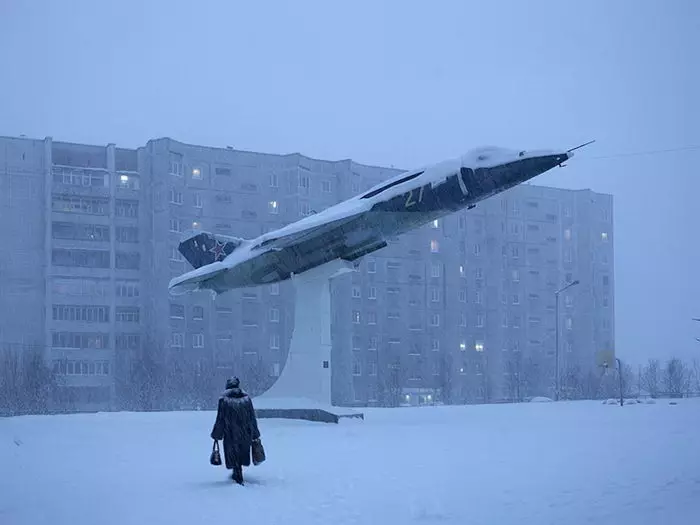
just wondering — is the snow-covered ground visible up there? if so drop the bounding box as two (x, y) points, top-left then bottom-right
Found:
(2, 399), (699, 525)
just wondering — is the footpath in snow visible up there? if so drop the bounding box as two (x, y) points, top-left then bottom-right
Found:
(1, 399), (699, 525)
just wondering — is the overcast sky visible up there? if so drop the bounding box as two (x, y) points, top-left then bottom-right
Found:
(1, 0), (698, 365)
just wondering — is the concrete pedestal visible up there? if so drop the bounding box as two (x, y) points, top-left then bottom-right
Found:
(255, 260), (364, 423)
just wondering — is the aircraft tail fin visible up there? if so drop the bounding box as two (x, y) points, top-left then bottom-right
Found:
(178, 230), (245, 269)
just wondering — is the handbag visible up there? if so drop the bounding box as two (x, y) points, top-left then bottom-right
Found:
(251, 438), (266, 466)
(210, 440), (222, 466)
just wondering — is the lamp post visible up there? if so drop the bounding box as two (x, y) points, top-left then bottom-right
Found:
(555, 279), (580, 400)
(603, 358), (624, 407)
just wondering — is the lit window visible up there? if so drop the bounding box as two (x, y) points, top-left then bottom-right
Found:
(352, 311), (361, 324)
(475, 341), (484, 352)
(192, 168), (202, 179)
(120, 174), (129, 184)
(430, 240), (439, 253)
(565, 228), (572, 240)
(601, 232), (609, 242)
(460, 367), (465, 374)
(431, 219), (439, 229)
(459, 265), (465, 277)
(269, 200), (279, 214)
(459, 341), (466, 351)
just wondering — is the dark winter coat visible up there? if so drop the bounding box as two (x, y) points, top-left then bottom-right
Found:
(210, 387), (261, 469)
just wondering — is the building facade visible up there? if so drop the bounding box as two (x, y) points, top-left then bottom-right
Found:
(0, 135), (614, 411)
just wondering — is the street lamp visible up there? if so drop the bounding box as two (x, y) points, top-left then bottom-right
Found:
(603, 357), (624, 407)
(555, 279), (580, 401)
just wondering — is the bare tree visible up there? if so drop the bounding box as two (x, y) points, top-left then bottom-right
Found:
(664, 358), (689, 397)
(640, 359), (661, 398)
(439, 352), (454, 404)
(503, 353), (524, 402)
(561, 365), (584, 400)
(0, 344), (54, 415)
(621, 363), (636, 398)
(692, 359), (700, 394)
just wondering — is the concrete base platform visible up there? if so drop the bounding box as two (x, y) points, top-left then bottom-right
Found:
(253, 397), (364, 424)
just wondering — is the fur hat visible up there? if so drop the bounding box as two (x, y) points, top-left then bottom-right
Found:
(225, 377), (240, 389)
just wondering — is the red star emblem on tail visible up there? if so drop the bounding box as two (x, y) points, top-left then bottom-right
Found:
(209, 240), (227, 261)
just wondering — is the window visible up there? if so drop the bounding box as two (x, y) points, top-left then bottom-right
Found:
(52, 195), (109, 215)
(270, 334), (280, 349)
(298, 174), (310, 191)
(193, 333), (204, 348)
(564, 248), (573, 263)
(431, 219), (439, 229)
(322, 180), (332, 193)
(192, 167), (202, 179)
(368, 361), (378, 376)
(169, 218), (182, 233)
(603, 275), (610, 286)
(512, 269), (520, 282)
(215, 167), (231, 176)
(475, 291), (482, 304)
(171, 332), (184, 347)
(430, 240), (439, 253)
(366, 260), (376, 273)
(192, 306), (204, 320)
(565, 295), (573, 308)
(431, 288), (440, 302)
(566, 318), (573, 330)
(192, 191), (204, 208)
(115, 199), (139, 218)
(116, 252), (140, 270)
(299, 201), (311, 216)
(268, 200), (279, 214)
(52, 249), (110, 269)
(352, 311), (361, 324)
(269, 307), (280, 322)
(475, 268), (483, 279)
(564, 205), (572, 218)
(475, 341), (484, 352)
(352, 286), (361, 299)
(52, 305), (110, 323)
(170, 160), (183, 177)
(431, 339), (440, 351)
(170, 189), (183, 205)
(502, 313), (509, 327)
(367, 311), (377, 324)
(170, 303), (185, 319)
(564, 228), (572, 240)
(458, 289), (467, 302)
(351, 181), (360, 193)
(430, 313), (440, 327)
(352, 354), (362, 376)
(459, 265), (466, 277)
(511, 246), (520, 259)
(269, 282), (280, 295)
(459, 215), (466, 230)
(431, 263), (441, 278)
(115, 280), (139, 297)
(52, 222), (110, 242)
(476, 314), (485, 328)
(115, 307), (139, 323)
(459, 341), (466, 351)
(601, 232), (609, 242)
(271, 362), (281, 377)
(368, 287), (377, 300)
(369, 336), (378, 350)
(459, 313), (467, 327)
(116, 226), (139, 243)
(512, 294), (520, 305)
(474, 244), (481, 256)
(269, 173), (279, 188)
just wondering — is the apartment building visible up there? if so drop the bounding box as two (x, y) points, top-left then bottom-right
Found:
(0, 135), (614, 410)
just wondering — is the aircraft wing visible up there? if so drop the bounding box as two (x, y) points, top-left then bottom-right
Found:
(254, 210), (369, 253)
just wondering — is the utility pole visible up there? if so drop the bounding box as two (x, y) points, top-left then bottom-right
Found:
(555, 279), (580, 400)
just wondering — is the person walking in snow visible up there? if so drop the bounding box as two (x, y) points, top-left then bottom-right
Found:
(210, 377), (262, 485)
